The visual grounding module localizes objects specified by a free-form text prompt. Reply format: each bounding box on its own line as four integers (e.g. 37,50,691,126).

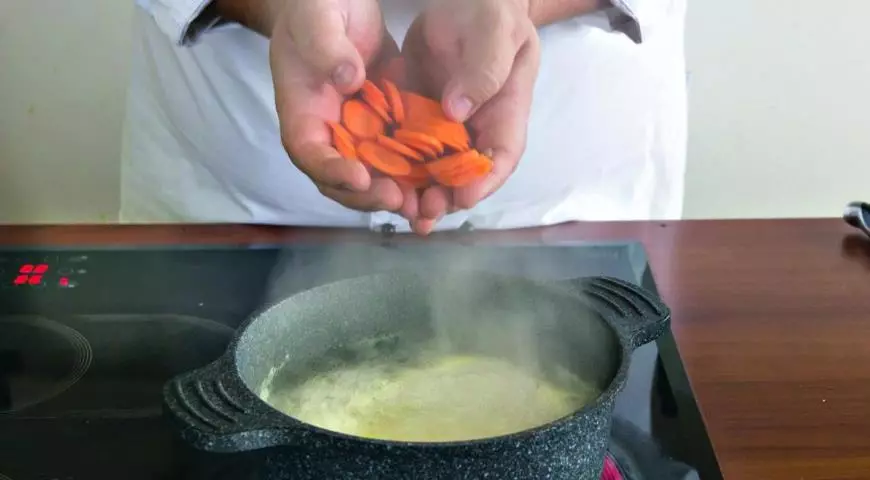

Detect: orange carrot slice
396,163,431,189
334,136,357,160
404,121,470,152
426,150,481,175
361,80,390,112
401,92,447,125
334,136,358,160
441,165,492,186
394,130,444,155
328,121,356,144
357,141,413,176
426,150,493,186
398,138,440,159
377,134,424,162
342,100,385,140
367,100,393,124
398,90,471,149
381,80,405,124
328,121,358,159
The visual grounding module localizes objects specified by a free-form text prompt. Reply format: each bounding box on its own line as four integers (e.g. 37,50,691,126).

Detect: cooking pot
163,271,670,480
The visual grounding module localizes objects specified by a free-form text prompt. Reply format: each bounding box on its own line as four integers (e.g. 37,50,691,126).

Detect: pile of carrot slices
329,80,492,189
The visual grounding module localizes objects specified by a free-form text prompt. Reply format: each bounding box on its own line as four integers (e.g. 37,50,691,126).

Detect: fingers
441,9,527,122
453,36,541,210
396,182,420,220
278,1,368,93
279,114,406,212
269,1,406,214
278,113,371,192
419,186,451,220
283,0,383,94
319,177,404,212
411,218,438,236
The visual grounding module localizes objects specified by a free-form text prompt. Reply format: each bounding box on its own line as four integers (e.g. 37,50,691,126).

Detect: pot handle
574,276,672,350
163,355,299,453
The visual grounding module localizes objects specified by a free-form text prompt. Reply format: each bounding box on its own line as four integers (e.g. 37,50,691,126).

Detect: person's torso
120,0,687,231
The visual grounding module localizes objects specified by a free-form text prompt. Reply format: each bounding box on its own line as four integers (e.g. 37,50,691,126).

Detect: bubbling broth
259,343,600,443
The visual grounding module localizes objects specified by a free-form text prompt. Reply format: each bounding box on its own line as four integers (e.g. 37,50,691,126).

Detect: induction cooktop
0,241,721,479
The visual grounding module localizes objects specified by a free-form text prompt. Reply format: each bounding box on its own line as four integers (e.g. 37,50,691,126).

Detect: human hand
269,0,406,213
401,0,541,234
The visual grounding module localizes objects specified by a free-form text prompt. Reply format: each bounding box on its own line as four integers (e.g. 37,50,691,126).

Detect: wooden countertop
2,218,869,479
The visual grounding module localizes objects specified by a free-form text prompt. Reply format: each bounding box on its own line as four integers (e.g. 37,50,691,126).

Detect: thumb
442,34,517,122
285,5,366,94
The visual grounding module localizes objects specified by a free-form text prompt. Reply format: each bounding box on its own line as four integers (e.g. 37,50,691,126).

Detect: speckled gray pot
164,272,670,480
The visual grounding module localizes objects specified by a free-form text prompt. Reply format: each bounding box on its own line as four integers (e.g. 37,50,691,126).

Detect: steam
262,241,586,387
256,241,603,440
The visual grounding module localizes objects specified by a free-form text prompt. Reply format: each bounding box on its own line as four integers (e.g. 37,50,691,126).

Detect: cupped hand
270,0,405,213
402,0,541,234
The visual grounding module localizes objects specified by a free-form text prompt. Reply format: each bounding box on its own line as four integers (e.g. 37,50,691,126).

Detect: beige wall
1,1,868,223
0,0,131,223
683,1,870,219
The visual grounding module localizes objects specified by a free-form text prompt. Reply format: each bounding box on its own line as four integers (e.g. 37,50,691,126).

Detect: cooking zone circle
0,317,93,413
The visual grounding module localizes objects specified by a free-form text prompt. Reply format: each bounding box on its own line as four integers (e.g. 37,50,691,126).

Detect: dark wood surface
2,218,869,479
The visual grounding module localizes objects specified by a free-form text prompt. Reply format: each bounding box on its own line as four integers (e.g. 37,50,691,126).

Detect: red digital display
11,263,49,286
59,277,69,287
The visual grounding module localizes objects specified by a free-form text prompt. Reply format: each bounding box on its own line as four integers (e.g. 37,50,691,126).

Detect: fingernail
332,63,356,88
450,95,474,122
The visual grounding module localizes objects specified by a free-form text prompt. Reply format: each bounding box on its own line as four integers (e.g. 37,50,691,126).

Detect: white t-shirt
122,0,687,232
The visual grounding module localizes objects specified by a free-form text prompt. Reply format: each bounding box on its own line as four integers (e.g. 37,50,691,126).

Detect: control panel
0,254,88,290
0,248,281,318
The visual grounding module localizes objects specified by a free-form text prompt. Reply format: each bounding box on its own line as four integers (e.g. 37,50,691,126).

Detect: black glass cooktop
0,242,720,480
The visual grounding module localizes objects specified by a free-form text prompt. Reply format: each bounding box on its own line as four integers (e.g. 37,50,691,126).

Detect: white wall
683,1,870,219
1,1,868,223
0,0,132,223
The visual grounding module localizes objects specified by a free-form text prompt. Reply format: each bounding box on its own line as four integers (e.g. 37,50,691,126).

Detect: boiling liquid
261,351,599,442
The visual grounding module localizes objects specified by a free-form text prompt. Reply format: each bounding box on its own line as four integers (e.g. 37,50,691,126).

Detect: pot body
164,272,670,480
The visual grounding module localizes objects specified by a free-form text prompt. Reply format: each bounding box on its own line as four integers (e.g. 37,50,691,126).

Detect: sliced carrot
334,134,358,160
394,130,444,155
367,100,393,124
357,141,413,177
396,163,431,189
426,150,482,176
426,150,493,187
361,80,390,112
399,90,471,149
398,138,440,159
342,100,386,140
381,80,405,124
440,163,492,186
401,92,447,125
404,121,470,152
328,121,356,144
327,121,358,159
377,134,424,162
